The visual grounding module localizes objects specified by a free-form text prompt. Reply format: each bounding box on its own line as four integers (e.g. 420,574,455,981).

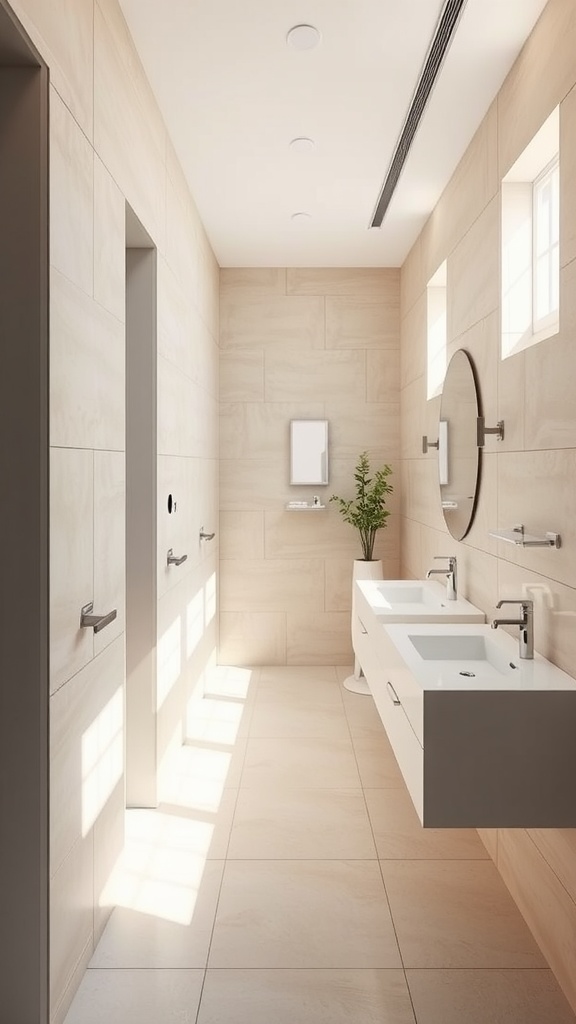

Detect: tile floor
64,665,576,1024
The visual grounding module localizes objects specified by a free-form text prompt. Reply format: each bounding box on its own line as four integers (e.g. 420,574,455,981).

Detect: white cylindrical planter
343,558,383,694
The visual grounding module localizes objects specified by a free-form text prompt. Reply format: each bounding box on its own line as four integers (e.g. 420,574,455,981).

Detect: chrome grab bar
386,681,401,706
80,602,117,634
167,548,188,566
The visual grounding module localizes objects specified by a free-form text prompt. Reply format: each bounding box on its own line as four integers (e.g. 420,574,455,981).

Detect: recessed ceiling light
289,137,315,153
291,212,312,222
286,24,321,51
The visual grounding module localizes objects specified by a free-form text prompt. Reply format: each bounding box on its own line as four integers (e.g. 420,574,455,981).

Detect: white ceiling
118,0,549,268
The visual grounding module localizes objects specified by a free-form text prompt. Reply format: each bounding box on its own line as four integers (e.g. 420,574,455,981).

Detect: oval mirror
438,349,480,540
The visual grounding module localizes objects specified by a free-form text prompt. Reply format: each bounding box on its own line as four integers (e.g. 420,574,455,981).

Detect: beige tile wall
219,268,400,665
14,0,219,1020
399,0,576,1012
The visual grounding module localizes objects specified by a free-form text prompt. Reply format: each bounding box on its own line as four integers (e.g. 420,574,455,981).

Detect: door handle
80,602,117,634
167,548,188,566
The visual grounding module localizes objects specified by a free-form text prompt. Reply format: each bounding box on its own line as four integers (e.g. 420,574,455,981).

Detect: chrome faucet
491,599,533,659
426,556,457,601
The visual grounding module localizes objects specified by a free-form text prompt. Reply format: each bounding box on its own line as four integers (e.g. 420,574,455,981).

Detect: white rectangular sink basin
355,578,485,624
385,623,576,691
377,583,443,607
407,632,517,678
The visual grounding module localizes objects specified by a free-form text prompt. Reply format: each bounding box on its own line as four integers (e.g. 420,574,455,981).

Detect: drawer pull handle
386,681,401,706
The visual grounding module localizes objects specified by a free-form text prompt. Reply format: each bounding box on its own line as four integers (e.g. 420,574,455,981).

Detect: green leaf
330,451,393,560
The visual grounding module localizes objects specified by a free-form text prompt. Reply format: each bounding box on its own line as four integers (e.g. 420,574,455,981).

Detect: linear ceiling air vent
370,0,468,228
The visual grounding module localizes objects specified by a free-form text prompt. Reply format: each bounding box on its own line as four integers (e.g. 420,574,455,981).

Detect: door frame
0,2,49,1020
125,207,158,807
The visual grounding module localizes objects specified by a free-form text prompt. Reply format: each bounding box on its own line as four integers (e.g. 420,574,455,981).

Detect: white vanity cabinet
354,584,576,828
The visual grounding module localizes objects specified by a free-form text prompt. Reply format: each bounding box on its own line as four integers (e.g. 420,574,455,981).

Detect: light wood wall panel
399,0,576,1012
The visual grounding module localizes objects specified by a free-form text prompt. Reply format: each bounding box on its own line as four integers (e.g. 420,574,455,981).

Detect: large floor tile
258,665,339,687
381,860,546,968
365,788,489,859
351,727,405,788
185,691,255,743
208,859,401,968
198,969,416,1024
228,788,377,859
342,689,386,733
89,859,224,968
254,683,344,710
63,968,204,1024
204,664,261,701
172,734,248,790
153,792,238,860
241,735,362,789
406,969,576,1024
248,701,350,739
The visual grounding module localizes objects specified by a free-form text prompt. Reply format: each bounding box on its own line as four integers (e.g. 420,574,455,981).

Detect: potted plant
330,450,393,561
330,451,393,694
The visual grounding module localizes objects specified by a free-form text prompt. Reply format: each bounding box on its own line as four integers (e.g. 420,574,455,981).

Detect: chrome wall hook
199,527,215,541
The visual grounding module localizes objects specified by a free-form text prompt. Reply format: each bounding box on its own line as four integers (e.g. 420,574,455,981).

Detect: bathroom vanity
354,581,576,828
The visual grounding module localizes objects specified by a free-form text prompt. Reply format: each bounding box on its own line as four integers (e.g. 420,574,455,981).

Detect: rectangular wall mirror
290,419,329,485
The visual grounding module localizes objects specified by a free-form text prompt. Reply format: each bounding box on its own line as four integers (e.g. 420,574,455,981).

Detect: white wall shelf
489,524,561,548
285,502,326,511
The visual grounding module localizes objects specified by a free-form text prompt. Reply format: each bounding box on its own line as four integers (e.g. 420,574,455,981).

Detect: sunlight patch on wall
204,571,216,627
82,687,123,836
157,615,182,709
186,589,204,659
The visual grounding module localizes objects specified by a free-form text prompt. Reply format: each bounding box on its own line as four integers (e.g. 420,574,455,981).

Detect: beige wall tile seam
498,826,576,931
451,313,499,352
160,350,220,397
449,306,499,346
51,933,94,1024
50,82,94,152
50,264,109,310
399,277,421,320
495,556,576,595
48,633,124,699
402,197,500,318
91,149,95,304
95,0,168,159
560,251,576,275
50,443,125,455
523,830,576,900
91,290,125,329
163,124,169,254
91,0,95,144
497,91,576,184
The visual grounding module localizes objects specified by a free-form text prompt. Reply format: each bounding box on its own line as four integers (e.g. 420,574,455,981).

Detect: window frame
532,154,559,336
